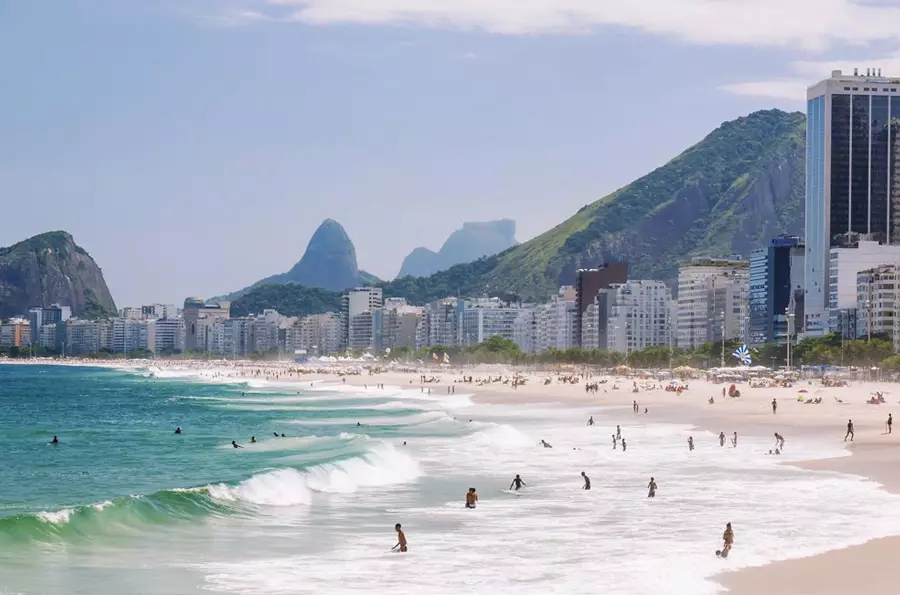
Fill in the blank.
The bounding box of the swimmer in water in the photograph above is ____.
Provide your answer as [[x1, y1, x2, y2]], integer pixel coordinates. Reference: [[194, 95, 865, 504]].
[[273, 432, 279, 437], [392, 523, 408, 552], [581, 472, 591, 490], [510, 474, 526, 491], [175, 427, 182, 434], [540, 439, 553, 448], [50, 436, 59, 445], [232, 441, 243, 449], [465, 488, 478, 509], [250, 436, 257, 444]]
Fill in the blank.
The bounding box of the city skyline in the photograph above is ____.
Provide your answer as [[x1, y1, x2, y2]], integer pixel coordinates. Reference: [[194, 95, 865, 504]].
[[6, 2, 899, 305]]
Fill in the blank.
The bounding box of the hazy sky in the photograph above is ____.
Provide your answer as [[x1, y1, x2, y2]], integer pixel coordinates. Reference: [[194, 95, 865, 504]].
[[4, 1, 900, 306]]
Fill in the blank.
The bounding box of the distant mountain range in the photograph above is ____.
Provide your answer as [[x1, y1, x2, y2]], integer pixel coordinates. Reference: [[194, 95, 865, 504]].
[[0, 231, 117, 318], [230, 109, 806, 316], [217, 219, 380, 301], [397, 219, 518, 279]]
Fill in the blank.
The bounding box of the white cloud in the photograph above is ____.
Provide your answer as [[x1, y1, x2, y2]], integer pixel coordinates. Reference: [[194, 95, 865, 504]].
[[722, 51, 900, 100], [252, 0, 900, 50], [213, 9, 273, 26]]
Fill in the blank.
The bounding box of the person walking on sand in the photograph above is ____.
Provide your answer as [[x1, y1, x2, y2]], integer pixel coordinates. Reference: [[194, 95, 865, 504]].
[[581, 471, 591, 491], [732, 432, 738, 447], [845, 419, 855, 442], [647, 477, 657, 498], [622, 439, 627, 452], [688, 436, 694, 451], [633, 400, 639, 414], [391, 523, 408, 552], [771, 399, 777, 415], [616, 425, 621, 439], [888, 414, 893, 435], [719, 432, 726, 447], [774, 432, 785, 450], [612, 434, 618, 450]]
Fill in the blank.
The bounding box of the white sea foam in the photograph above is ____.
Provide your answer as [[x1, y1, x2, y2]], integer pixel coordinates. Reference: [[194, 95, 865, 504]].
[[208, 469, 312, 507], [35, 509, 74, 524], [200, 406, 900, 595]]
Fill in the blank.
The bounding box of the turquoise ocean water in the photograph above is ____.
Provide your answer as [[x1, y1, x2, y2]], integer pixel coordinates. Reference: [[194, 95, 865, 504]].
[[7, 364, 900, 595]]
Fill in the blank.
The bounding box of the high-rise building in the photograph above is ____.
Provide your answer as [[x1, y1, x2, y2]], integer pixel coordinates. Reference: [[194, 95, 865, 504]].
[[676, 257, 748, 350], [0, 318, 31, 348], [28, 304, 71, 347], [342, 288, 383, 351], [423, 298, 459, 347], [856, 264, 900, 346], [748, 237, 805, 346], [828, 239, 900, 335], [382, 299, 422, 350], [460, 301, 524, 346], [574, 264, 628, 348], [183, 298, 230, 351], [605, 280, 672, 353], [804, 68, 900, 336]]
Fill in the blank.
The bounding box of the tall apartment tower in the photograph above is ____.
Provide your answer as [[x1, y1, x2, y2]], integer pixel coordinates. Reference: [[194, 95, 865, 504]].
[[574, 263, 628, 348], [804, 68, 900, 336]]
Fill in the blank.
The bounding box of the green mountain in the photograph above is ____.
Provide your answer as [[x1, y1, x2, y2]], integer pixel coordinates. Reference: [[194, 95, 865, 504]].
[[0, 231, 117, 318], [230, 284, 343, 318], [227, 108, 806, 314], [397, 219, 518, 278]]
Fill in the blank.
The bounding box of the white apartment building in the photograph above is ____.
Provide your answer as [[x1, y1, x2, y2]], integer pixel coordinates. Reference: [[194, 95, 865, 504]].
[[828, 241, 900, 334], [460, 300, 524, 346], [65, 319, 104, 355], [153, 318, 185, 354], [222, 318, 254, 357], [120, 307, 143, 320], [676, 257, 748, 349], [512, 309, 537, 354], [285, 312, 343, 355], [856, 264, 900, 347], [110, 319, 152, 354], [606, 280, 672, 353], [252, 309, 282, 353], [581, 300, 601, 350], [343, 288, 383, 351], [39, 323, 57, 350]]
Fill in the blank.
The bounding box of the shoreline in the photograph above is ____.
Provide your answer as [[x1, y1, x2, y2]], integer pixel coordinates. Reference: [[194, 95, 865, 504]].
[[5, 358, 900, 593]]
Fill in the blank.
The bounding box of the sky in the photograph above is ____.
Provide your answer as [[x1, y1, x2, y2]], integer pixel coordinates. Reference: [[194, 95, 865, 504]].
[[4, 0, 900, 307]]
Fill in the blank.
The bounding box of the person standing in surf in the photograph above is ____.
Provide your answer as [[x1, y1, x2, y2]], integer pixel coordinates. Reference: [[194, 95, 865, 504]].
[[647, 477, 657, 498], [688, 436, 694, 451], [465, 488, 478, 509], [510, 474, 526, 491], [774, 432, 785, 450], [581, 472, 591, 490], [732, 432, 738, 447], [392, 524, 408, 552], [845, 419, 855, 442], [719, 432, 726, 447], [771, 398, 777, 415]]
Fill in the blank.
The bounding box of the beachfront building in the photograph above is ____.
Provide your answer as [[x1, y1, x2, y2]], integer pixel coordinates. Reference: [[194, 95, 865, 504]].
[[183, 298, 230, 351], [285, 312, 342, 355], [459, 299, 525, 346], [530, 286, 578, 353], [856, 264, 900, 345], [574, 264, 628, 348], [828, 240, 900, 337], [676, 257, 748, 350], [382, 299, 421, 350], [110, 318, 153, 355], [804, 68, 900, 336], [580, 298, 602, 351], [152, 318, 185, 354], [512, 308, 537, 354], [28, 304, 71, 347], [423, 298, 459, 347], [748, 237, 805, 346], [142, 304, 178, 319], [63, 319, 105, 355], [0, 318, 31, 348], [605, 280, 672, 353], [222, 317, 254, 357], [342, 288, 383, 351], [251, 309, 282, 353]]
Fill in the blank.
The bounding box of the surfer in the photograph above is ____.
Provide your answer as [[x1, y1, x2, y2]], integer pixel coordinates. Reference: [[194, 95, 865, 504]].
[[174, 427, 182, 434], [510, 474, 526, 491], [232, 440, 243, 449], [465, 488, 478, 509], [581, 472, 591, 490], [50, 436, 59, 445], [392, 523, 408, 552]]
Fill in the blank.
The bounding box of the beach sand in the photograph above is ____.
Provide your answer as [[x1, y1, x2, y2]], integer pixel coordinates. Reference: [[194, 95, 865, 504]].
[[9, 357, 900, 593]]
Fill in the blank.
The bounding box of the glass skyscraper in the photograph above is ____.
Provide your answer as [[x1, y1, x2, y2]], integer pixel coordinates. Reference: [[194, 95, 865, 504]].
[[804, 68, 900, 336]]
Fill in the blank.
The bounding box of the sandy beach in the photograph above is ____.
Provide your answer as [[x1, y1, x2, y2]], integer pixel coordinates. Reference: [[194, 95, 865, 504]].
[[5, 356, 900, 594]]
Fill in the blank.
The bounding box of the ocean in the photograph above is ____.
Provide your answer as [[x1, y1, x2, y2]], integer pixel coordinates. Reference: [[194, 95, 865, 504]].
[[3, 364, 900, 595]]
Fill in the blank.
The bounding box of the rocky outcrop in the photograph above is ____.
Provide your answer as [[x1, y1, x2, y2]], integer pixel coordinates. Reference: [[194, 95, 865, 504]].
[[0, 231, 117, 318], [397, 219, 518, 278]]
